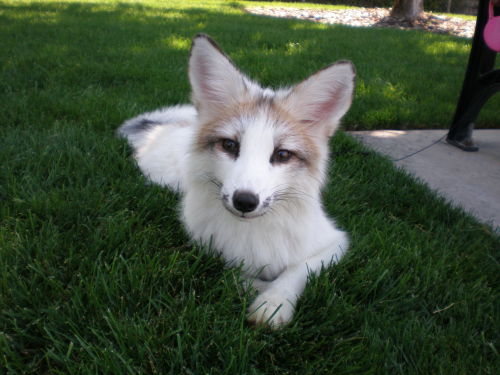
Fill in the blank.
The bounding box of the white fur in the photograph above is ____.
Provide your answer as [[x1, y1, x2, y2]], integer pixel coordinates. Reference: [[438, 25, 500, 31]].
[[118, 34, 355, 329]]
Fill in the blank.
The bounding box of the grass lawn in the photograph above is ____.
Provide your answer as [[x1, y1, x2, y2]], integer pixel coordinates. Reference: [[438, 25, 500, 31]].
[[0, 0, 498, 373]]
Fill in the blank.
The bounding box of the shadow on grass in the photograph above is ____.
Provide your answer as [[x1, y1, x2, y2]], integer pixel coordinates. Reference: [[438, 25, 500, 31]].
[[1, 0, 498, 131]]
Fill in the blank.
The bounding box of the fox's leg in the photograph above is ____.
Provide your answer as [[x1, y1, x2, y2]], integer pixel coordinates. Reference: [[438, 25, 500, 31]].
[[243, 276, 272, 293], [247, 238, 347, 329]]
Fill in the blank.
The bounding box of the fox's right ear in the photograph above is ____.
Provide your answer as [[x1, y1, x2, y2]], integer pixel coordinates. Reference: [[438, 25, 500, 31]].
[[189, 34, 250, 121]]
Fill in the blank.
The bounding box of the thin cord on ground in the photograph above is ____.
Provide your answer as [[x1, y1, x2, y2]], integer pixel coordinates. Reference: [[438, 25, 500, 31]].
[[391, 134, 447, 162]]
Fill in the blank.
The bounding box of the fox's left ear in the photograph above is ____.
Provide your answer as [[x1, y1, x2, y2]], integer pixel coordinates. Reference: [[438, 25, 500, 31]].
[[283, 62, 355, 137]]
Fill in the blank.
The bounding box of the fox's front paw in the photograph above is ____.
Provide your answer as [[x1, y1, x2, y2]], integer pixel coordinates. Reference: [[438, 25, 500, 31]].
[[247, 290, 295, 329]]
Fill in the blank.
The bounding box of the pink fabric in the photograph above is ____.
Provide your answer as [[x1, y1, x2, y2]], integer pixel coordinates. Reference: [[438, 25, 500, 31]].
[[484, 1, 500, 52]]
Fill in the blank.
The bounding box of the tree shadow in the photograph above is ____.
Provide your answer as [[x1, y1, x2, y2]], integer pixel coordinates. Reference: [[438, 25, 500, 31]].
[[0, 0, 497, 132]]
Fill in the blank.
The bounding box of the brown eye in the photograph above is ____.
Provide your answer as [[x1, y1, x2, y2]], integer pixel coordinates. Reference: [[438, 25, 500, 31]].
[[272, 149, 293, 164], [221, 139, 239, 156]]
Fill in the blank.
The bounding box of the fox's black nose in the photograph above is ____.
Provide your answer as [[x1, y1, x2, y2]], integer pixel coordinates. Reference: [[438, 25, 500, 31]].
[[232, 190, 259, 213]]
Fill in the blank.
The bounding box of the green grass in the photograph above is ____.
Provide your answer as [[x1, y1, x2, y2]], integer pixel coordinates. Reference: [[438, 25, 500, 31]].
[[0, 0, 498, 374], [1, 0, 499, 130]]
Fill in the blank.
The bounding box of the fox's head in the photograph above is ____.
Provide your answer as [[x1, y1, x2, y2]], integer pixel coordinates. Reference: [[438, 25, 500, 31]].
[[188, 34, 355, 219]]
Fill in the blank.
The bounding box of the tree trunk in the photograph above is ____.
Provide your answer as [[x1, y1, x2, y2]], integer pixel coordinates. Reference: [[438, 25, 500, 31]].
[[390, 0, 424, 21]]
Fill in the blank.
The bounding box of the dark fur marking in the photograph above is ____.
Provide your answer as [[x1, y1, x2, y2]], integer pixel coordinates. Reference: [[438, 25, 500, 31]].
[[256, 93, 274, 107], [122, 118, 161, 136], [263, 197, 271, 208]]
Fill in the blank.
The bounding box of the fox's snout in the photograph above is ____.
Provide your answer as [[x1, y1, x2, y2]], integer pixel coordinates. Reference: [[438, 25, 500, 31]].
[[232, 190, 259, 213]]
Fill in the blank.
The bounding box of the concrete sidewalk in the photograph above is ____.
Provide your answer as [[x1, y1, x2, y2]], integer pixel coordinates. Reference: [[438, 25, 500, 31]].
[[349, 129, 500, 231]]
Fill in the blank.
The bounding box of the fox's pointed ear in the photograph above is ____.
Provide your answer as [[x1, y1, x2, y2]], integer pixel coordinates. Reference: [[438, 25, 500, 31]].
[[189, 34, 250, 121], [282, 61, 355, 136]]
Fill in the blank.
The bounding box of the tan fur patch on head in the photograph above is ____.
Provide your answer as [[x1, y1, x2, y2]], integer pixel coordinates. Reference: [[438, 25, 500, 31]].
[[268, 101, 323, 172], [195, 95, 325, 177], [195, 97, 270, 151]]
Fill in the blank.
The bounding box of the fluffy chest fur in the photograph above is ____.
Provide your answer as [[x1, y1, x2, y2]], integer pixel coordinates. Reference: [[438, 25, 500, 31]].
[[182, 179, 341, 280]]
